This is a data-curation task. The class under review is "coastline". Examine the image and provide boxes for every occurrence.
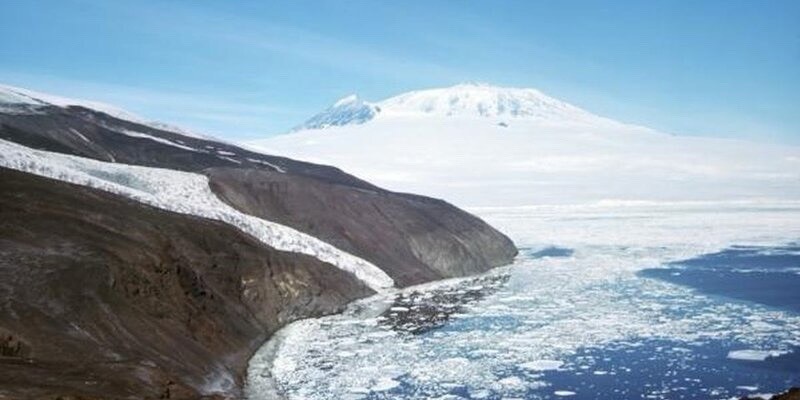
[244,291,397,399]
[241,237,800,399]
[243,263,516,399]
[244,325,290,400]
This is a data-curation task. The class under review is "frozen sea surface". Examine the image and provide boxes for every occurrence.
[246,202,800,399]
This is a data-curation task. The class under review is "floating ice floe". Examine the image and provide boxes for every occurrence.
[726,349,789,361]
[554,390,577,396]
[519,360,563,371]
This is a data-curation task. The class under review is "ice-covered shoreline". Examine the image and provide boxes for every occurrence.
[245,265,517,399]
[248,203,800,399]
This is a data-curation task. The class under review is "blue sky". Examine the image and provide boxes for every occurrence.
[1,0,798,142]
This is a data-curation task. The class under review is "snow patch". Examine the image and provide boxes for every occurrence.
[68,128,91,143]
[218,156,242,164]
[116,129,202,152]
[246,158,286,173]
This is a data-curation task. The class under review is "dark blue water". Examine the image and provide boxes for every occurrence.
[640,244,800,313]
[363,339,799,399]
[367,244,800,399]
[535,339,800,400]
[554,242,800,398]
[364,338,799,399]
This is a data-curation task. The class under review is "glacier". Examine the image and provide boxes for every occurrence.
[0,138,394,291]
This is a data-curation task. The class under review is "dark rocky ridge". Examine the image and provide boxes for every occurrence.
[0,168,372,399]
[0,104,518,286]
[206,168,517,287]
[0,104,386,189]
[378,272,510,335]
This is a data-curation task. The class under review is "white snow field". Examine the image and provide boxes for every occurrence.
[246,201,800,400]
[0,139,393,290]
[250,83,800,207]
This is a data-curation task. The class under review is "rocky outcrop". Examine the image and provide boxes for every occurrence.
[0,168,372,399]
[743,388,800,400]
[743,387,800,400]
[207,167,517,287]
[775,388,800,400]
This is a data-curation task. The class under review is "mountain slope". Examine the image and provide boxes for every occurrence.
[292,94,380,131]
[0,167,372,399]
[252,83,800,207]
[207,167,515,286]
[0,138,394,290]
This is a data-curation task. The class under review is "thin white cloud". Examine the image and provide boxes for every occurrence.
[73,0,467,83]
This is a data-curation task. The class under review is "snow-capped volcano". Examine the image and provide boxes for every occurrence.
[250,83,800,207]
[294,83,617,130]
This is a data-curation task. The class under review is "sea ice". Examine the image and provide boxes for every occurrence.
[519,360,563,371]
[726,349,789,361]
[246,199,800,400]
[554,390,577,396]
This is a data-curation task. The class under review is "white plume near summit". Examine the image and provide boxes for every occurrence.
[256,84,798,207]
